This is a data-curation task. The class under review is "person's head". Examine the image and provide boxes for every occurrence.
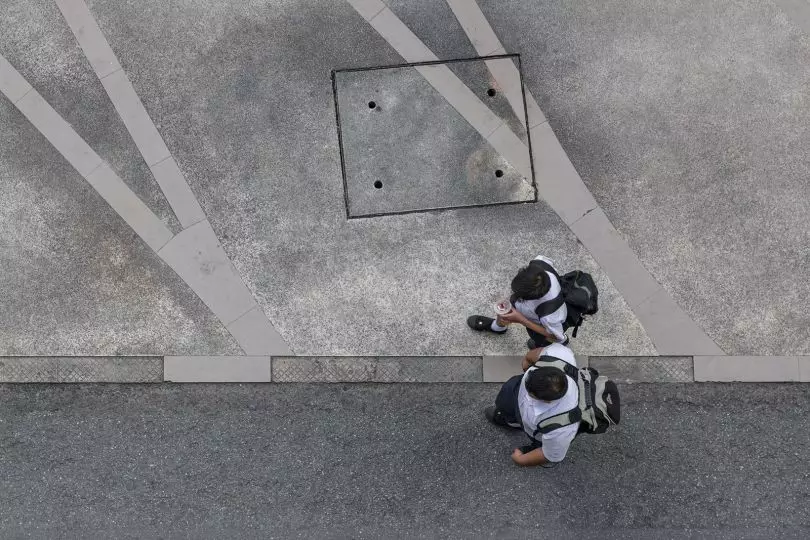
[525,366,568,402]
[510,264,550,301]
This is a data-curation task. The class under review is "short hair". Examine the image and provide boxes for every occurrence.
[525,366,568,401]
[510,264,550,301]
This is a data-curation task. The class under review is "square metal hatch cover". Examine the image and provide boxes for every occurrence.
[332,55,536,218]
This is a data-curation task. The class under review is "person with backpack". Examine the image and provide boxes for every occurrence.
[485,343,621,467]
[467,255,598,348]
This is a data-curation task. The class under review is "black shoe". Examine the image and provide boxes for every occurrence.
[468,315,507,334]
[484,406,521,429]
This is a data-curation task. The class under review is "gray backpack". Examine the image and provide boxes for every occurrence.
[531,356,621,436]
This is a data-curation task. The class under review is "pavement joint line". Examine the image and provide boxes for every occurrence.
[13,86,34,105]
[4,355,810,384]
[368,6,387,22]
[99,66,123,81]
[484,119,505,139]
[53,0,291,355]
[442,0,722,356]
[225,302,261,329]
[150,154,172,168]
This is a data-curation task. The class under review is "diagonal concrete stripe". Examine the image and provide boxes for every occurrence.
[774,0,810,36]
[55,0,205,229]
[53,0,291,355]
[357,0,724,356]
[0,53,291,356]
[1,56,173,252]
[445,0,547,127]
[157,221,292,355]
[0,54,33,103]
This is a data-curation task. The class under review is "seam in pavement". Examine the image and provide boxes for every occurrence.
[51,0,291,356]
[2,355,809,384]
[440,0,725,356]
[0,52,291,356]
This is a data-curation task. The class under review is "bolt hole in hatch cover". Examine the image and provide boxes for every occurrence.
[332,55,536,218]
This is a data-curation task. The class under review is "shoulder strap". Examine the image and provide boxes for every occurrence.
[534,355,582,437]
[530,260,565,318]
[533,355,578,380]
[534,295,565,318]
[530,357,583,436]
[530,259,560,279]
[534,407,582,436]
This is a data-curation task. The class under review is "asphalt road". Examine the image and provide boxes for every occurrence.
[1,383,808,539]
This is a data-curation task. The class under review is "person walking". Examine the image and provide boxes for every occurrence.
[485,343,581,467]
[468,255,569,348]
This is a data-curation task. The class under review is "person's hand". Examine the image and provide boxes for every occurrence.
[499,309,526,325]
[511,448,526,466]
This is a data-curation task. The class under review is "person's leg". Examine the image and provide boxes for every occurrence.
[525,328,552,350]
[467,315,507,334]
[486,375,523,428]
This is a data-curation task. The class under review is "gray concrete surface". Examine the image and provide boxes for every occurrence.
[1,383,808,538]
[2,0,808,357]
[0,96,240,356]
[68,0,654,357]
[478,0,810,355]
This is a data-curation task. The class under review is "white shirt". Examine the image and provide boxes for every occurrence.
[513,256,568,341]
[517,343,580,463]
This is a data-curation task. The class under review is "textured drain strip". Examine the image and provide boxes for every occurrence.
[588,357,694,383]
[272,356,483,383]
[0,357,162,383]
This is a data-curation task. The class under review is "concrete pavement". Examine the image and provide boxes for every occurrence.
[4,0,808,359]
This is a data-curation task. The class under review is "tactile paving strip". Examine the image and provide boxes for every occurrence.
[0,357,163,383]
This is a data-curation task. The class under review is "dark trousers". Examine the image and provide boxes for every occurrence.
[526,328,554,348]
[495,375,543,452]
[495,375,524,426]
[526,328,570,348]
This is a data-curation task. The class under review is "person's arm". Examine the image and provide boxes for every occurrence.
[522,347,546,371]
[499,310,560,342]
[511,447,550,467]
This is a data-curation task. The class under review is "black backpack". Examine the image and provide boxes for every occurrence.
[530,260,599,338]
[531,356,621,436]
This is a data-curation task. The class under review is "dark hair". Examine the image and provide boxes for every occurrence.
[525,366,568,401]
[510,264,550,302]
